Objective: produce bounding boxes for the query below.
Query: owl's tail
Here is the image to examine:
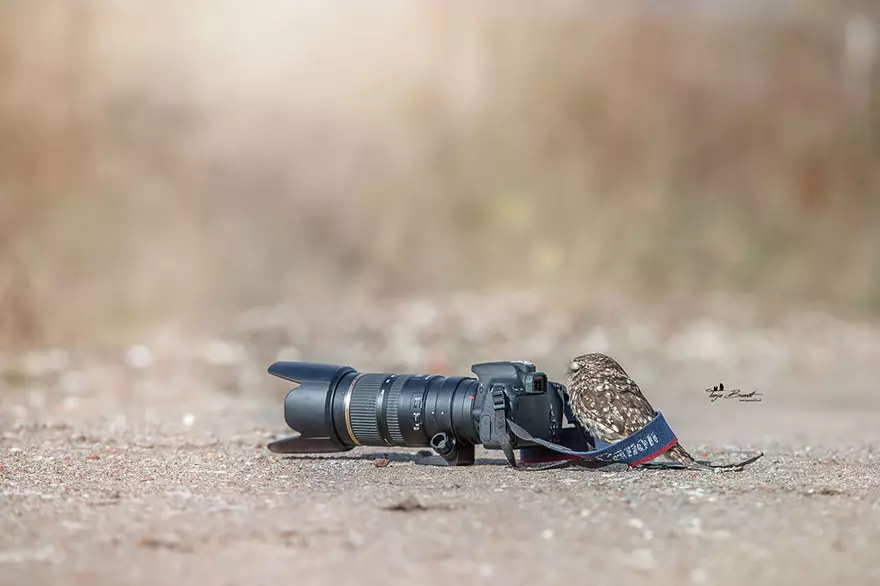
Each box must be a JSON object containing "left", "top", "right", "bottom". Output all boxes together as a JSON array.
[{"left": 664, "top": 443, "right": 710, "bottom": 470}]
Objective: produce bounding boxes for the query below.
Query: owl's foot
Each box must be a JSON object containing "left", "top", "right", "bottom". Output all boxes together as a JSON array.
[{"left": 664, "top": 443, "right": 712, "bottom": 470}]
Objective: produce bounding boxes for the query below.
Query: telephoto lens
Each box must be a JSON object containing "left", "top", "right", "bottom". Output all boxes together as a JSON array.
[{"left": 265, "top": 361, "right": 483, "bottom": 457}]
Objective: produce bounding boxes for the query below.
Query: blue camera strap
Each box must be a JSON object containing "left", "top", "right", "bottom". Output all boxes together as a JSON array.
[
  {"left": 505, "top": 414, "right": 763, "bottom": 471},
  {"left": 508, "top": 412, "right": 678, "bottom": 467}
]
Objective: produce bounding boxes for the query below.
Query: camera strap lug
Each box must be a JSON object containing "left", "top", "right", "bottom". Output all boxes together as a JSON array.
[{"left": 491, "top": 387, "right": 518, "bottom": 468}]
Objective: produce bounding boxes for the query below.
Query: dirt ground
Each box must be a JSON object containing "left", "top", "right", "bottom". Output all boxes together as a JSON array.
[
  {"left": 2, "top": 308, "right": 880, "bottom": 586},
  {"left": 3, "top": 391, "right": 879, "bottom": 586}
]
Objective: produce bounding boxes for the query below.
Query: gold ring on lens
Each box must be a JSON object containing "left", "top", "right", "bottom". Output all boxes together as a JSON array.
[{"left": 344, "top": 373, "right": 365, "bottom": 445}]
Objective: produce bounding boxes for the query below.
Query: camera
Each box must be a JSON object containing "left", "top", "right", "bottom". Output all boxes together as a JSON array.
[{"left": 265, "top": 360, "right": 596, "bottom": 466}]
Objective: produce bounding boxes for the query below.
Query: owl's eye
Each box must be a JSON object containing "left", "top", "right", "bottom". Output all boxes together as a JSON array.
[{"left": 569, "top": 361, "right": 581, "bottom": 371}]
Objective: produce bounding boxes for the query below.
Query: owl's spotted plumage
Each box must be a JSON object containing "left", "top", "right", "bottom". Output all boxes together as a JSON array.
[{"left": 566, "top": 353, "right": 704, "bottom": 469}]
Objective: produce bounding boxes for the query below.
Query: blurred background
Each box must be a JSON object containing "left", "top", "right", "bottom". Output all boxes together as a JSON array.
[{"left": 1, "top": 1, "right": 879, "bottom": 426}]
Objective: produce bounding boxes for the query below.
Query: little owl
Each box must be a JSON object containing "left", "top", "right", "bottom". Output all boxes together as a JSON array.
[{"left": 566, "top": 352, "right": 705, "bottom": 469}]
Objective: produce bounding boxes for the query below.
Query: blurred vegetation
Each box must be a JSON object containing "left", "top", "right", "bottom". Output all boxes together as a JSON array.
[{"left": 1, "top": 1, "right": 879, "bottom": 351}]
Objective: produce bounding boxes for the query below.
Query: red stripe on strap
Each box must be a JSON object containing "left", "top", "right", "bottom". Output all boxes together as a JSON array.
[{"left": 629, "top": 438, "right": 679, "bottom": 467}]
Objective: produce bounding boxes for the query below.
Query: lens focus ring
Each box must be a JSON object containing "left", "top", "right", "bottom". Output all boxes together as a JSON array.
[
  {"left": 348, "top": 374, "right": 385, "bottom": 444},
  {"left": 384, "top": 376, "right": 408, "bottom": 444}
]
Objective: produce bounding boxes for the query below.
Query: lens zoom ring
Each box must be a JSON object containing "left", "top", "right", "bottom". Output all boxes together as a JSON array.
[
  {"left": 385, "top": 376, "right": 408, "bottom": 444},
  {"left": 349, "top": 375, "right": 384, "bottom": 444}
]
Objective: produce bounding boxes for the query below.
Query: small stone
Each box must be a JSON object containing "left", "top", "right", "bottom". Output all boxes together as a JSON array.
[
  {"left": 86, "top": 454, "right": 100, "bottom": 460},
  {"left": 182, "top": 413, "right": 195, "bottom": 427},
  {"left": 381, "top": 494, "right": 449, "bottom": 512},
  {"left": 384, "top": 494, "right": 427, "bottom": 511},
  {"left": 541, "top": 529, "right": 554, "bottom": 540},
  {"left": 372, "top": 458, "right": 390, "bottom": 468}
]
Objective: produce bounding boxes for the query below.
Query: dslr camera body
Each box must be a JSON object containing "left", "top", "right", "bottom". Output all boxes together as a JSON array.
[{"left": 266, "top": 360, "right": 594, "bottom": 466}]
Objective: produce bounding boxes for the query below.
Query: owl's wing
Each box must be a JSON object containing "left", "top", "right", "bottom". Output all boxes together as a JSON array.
[{"left": 607, "top": 372, "right": 657, "bottom": 411}]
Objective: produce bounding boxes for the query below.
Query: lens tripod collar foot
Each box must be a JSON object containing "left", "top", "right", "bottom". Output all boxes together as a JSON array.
[{"left": 414, "top": 433, "right": 475, "bottom": 466}]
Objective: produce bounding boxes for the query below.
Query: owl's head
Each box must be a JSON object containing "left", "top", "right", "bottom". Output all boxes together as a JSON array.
[
  {"left": 566, "top": 355, "right": 587, "bottom": 378},
  {"left": 566, "top": 353, "right": 626, "bottom": 379}
]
